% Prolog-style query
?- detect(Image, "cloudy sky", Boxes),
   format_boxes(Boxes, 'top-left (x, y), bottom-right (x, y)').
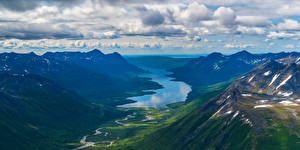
top-left (0, 0), bottom-right (300, 54)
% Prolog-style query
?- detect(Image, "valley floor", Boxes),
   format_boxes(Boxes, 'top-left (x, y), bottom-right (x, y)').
top-left (68, 81), bottom-right (228, 150)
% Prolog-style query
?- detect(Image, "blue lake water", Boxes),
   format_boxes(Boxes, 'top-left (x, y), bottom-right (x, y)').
top-left (120, 67), bottom-right (192, 108)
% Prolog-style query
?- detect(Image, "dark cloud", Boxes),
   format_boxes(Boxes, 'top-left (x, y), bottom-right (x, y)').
top-left (123, 26), bottom-right (186, 37)
top-left (142, 10), bottom-right (165, 26)
top-left (97, 0), bottom-right (168, 5)
top-left (0, 0), bottom-right (168, 12)
top-left (0, 23), bottom-right (83, 40)
top-left (0, 0), bottom-right (38, 11)
top-left (0, 0), bottom-right (81, 12)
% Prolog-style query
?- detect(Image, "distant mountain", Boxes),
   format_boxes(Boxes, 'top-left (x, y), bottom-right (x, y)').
top-left (126, 56), bottom-right (193, 70)
top-left (0, 51), bottom-right (161, 105)
top-left (0, 73), bottom-right (121, 150)
top-left (135, 57), bottom-right (300, 150)
top-left (169, 50), bottom-right (300, 86)
top-left (43, 49), bottom-right (144, 78)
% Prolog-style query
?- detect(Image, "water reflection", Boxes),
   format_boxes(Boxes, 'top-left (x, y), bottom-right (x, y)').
top-left (120, 68), bottom-right (191, 108)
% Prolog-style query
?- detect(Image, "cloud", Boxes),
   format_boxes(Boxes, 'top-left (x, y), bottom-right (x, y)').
top-left (236, 26), bottom-right (265, 35)
top-left (1, 0), bottom-right (300, 54)
top-left (180, 2), bottom-right (211, 23)
top-left (267, 31), bottom-right (300, 39)
top-left (283, 44), bottom-right (295, 49)
top-left (224, 43), bottom-right (255, 49)
top-left (236, 16), bottom-right (270, 27)
top-left (213, 7), bottom-right (236, 26)
top-left (276, 19), bottom-right (300, 31)
top-left (0, 23), bottom-right (83, 40)
top-left (142, 10), bottom-right (165, 26)
top-left (0, 0), bottom-right (81, 12)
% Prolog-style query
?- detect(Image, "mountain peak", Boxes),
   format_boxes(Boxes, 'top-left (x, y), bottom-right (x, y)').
top-left (231, 50), bottom-right (253, 57)
top-left (207, 52), bottom-right (224, 58)
top-left (27, 52), bottom-right (38, 56)
top-left (87, 49), bottom-right (104, 55)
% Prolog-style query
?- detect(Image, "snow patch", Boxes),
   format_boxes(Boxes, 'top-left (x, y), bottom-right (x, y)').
top-left (239, 76), bottom-right (245, 79)
top-left (225, 110), bottom-right (232, 114)
top-left (244, 118), bottom-right (253, 127)
top-left (278, 91), bottom-right (293, 97)
top-left (232, 111), bottom-right (239, 119)
top-left (269, 74), bottom-right (280, 86)
top-left (276, 75), bottom-right (292, 90)
top-left (213, 63), bottom-right (221, 70)
top-left (257, 100), bottom-right (269, 104)
top-left (296, 57), bottom-right (300, 64)
top-left (248, 75), bottom-right (255, 83)
top-left (254, 105), bottom-right (273, 108)
top-left (242, 93), bottom-right (252, 97)
top-left (279, 101), bottom-right (299, 106)
top-left (211, 105), bottom-right (225, 118)
top-left (264, 71), bottom-right (271, 76)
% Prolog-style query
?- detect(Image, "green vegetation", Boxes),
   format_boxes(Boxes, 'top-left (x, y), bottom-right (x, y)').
top-left (76, 81), bottom-right (228, 150)
top-left (0, 73), bottom-right (125, 150)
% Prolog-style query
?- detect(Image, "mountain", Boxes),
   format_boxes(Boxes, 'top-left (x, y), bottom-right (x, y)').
top-left (0, 52), bottom-right (161, 105)
top-left (0, 73), bottom-right (121, 150)
top-left (132, 57), bottom-right (300, 150)
top-left (169, 50), bottom-right (300, 86)
top-left (43, 49), bottom-right (144, 78)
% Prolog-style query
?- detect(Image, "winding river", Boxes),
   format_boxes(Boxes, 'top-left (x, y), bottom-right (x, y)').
top-left (74, 67), bottom-right (191, 149)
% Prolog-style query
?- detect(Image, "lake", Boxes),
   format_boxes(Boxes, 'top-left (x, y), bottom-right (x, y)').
top-left (120, 67), bottom-right (191, 108)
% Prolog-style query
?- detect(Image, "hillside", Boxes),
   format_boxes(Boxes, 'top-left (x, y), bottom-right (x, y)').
top-left (169, 50), bottom-right (300, 86)
top-left (43, 49), bottom-right (144, 78)
top-left (0, 51), bottom-right (161, 105)
top-left (0, 73), bottom-right (122, 150)
top-left (131, 57), bottom-right (300, 150)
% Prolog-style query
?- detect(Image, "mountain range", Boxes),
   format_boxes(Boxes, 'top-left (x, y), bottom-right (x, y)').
top-left (131, 56), bottom-right (300, 150)
top-left (43, 49), bottom-right (144, 79)
top-left (0, 49), bottom-right (160, 150)
top-left (0, 49), bottom-right (299, 150)
top-left (0, 50), bottom-right (161, 105)
top-left (169, 50), bottom-right (300, 86)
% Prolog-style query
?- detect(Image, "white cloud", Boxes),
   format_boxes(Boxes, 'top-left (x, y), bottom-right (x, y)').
top-left (283, 44), bottom-right (295, 49)
top-left (276, 19), bottom-right (300, 31)
top-left (180, 2), bottom-right (211, 23)
top-left (1, 0), bottom-right (300, 53)
top-left (236, 16), bottom-right (270, 26)
top-left (213, 7), bottom-right (236, 26)
top-left (267, 31), bottom-right (300, 39)
top-left (224, 43), bottom-right (255, 48)
top-left (237, 26), bottom-right (265, 35)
